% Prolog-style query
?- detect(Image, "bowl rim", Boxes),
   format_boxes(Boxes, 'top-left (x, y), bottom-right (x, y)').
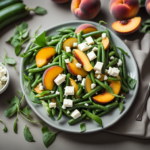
top-left (20, 20), bottom-right (139, 134)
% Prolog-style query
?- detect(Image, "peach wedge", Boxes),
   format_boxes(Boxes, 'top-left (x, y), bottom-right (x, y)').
top-left (34, 83), bottom-right (43, 94)
top-left (70, 78), bottom-right (79, 98)
top-left (85, 75), bottom-right (92, 93)
top-left (102, 37), bottom-right (110, 50)
top-left (36, 47), bottom-right (56, 68)
top-left (43, 66), bottom-right (64, 90)
top-left (63, 38), bottom-right (77, 51)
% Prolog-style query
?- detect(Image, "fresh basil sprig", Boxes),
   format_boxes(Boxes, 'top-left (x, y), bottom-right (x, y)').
top-left (80, 123), bottom-right (86, 132)
top-left (127, 76), bottom-right (137, 90)
top-left (140, 19), bottom-right (150, 33)
top-left (24, 125), bottom-right (35, 142)
top-left (0, 119), bottom-right (7, 132)
top-left (119, 99), bottom-right (124, 113)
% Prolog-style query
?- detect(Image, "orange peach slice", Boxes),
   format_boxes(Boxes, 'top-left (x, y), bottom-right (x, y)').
top-left (102, 37), bottom-right (110, 50)
top-left (85, 76), bottom-right (92, 93)
top-left (51, 98), bottom-right (56, 103)
top-left (95, 74), bottom-right (105, 82)
top-left (34, 83), bottom-right (43, 94)
top-left (93, 76), bottom-right (121, 104)
top-left (66, 57), bottom-right (88, 77)
top-left (112, 17), bottom-right (141, 35)
top-left (43, 66), bottom-right (64, 90)
top-left (63, 38), bottom-right (77, 51)
top-left (69, 78), bottom-right (79, 98)
top-left (73, 49), bottom-right (93, 72)
top-left (36, 47), bottom-right (56, 68)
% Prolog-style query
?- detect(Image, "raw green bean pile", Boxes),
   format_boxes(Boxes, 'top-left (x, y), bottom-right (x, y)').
top-left (22, 22), bottom-right (137, 128)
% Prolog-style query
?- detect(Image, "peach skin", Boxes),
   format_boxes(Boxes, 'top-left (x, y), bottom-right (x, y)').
top-left (71, 0), bottom-right (101, 19)
top-left (51, 0), bottom-right (70, 3)
top-left (109, 0), bottom-right (139, 20)
top-left (112, 17), bottom-right (141, 35)
top-left (146, 0), bottom-right (150, 15)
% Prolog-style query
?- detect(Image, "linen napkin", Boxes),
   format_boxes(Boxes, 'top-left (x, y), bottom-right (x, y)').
top-left (105, 33), bottom-right (150, 139)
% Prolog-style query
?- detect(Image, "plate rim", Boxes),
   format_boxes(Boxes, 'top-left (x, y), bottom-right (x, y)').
top-left (20, 20), bottom-right (139, 134)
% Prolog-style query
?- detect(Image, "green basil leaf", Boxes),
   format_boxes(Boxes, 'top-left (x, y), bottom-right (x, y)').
top-left (140, 25), bottom-right (150, 33)
top-left (119, 100), bottom-right (124, 113)
top-left (24, 125), bottom-right (35, 142)
top-left (13, 117), bottom-right (17, 134)
top-left (6, 36), bottom-right (14, 43)
top-left (11, 35), bottom-right (20, 47)
top-left (29, 91), bottom-right (41, 104)
top-left (22, 30), bottom-right (29, 39)
top-left (35, 31), bottom-right (46, 47)
top-left (16, 90), bottom-right (23, 97)
top-left (0, 119), bottom-right (7, 132)
top-left (80, 123), bottom-right (86, 132)
top-left (14, 27), bottom-right (20, 35)
top-left (127, 76), bottom-right (137, 90)
top-left (15, 45), bottom-right (22, 56)
top-left (19, 22), bottom-right (28, 32)
top-left (22, 106), bottom-right (31, 118)
top-left (34, 6), bottom-right (47, 15)
top-left (4, 56), bottom-right (16, 65)
top-left (83, 110), bottom-right (103, 127)
top-left (145, 19), bottom-right (150, 24)
top-left (34, 90), bottom-right (51, 97)
top-left (41, 124), bottom-right (50, 134)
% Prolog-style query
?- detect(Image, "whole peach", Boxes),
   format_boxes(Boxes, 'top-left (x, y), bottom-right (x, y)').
top-left (109, 0), bottom-right (139, 20)
top-left (146, 0), bottom-right (150, 15)
top-left (51, 0), bottom-right (70, 3)
top-left (71, 0), bottom-right (101, 20)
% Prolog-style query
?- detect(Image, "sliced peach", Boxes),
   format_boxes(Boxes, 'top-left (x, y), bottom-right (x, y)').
top-left (95, 74), bottom-right (105, 82)
top-left (63, 38), bottom-right (77, 51)
top-left (36, 47), bottom-right (56, 68)
top-left (85, 76), bottom-right (92, 93)
top-left (112, 17), bottom-right (141, 35)
top-left (69, 78), bottom-right (79, 98)
top-left (73, 49), bottom-right (93, 72)
top-left (66, 57), bottom-right (88, 77)
top-left (43, 66), bottom-right (64, 90)
top-left (102, 37), bottom-right (110, 50)
top-left (93, 76), bottom-right (121, 104)
top-left (51, 98), bottom-right (56, 103)
top-left (34, 83), bottom-right (43, 94)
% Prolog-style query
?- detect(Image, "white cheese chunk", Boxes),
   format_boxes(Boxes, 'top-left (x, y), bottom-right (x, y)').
top-left (117, 59), bottom-right (122, 66)
top-left (51, 91), bottom-right (54, 94)
top-left (84, 103), bottom-right (88, 106)
top-left (87, 51), bottom-right (97, 61)
top-left (67, 111), bottom-right (70, 114)
top-left (63, 99), bottom-right (73, 107)
top-left (97, 75), bottom-right (101, 79)
top-left (94, 61), bottom-right (103, 71)
top-left (65, 46), bottom-right (71, 52)
top-left (54, 74), bottom-right (66, 85)
top-left (104, 75), bottom-right (108, 80)
top-left (65, 59), bottom-right (70, 63)
top-left (108, 67), bottom-right (120, 77)
top-left (95, 70), bottom-right (101, 74)
top-left (73, 42), bottom-right (78, 47)
top-left (62, 105), bottom-right (66, 109)
top-left (110, 56), bottom-right (115, 60)
top-left (65, 86), bottom-right (74, 95)
top-left (92, 47), bottom-right (98, 52)
top-left (77, 75), bottom-right (82, 81)
top-left (102, 33), bottom-right (106, 39)
top-left (76, 63), bottom-right (82, 68)
top-left (71, 109), bottom-right (81, 119)
top-left (49, 102), bottom-right (56, 108)
top-left (85, 36), bottom-right (94, 45)
top-left (78, 43), bottom-right (90, 52)
top-left (91, 83), bottom-right (96, 89)
top-left (56, 91), bottom-right (60, 95)
top-left (81, 78), bottom-right (86, 86)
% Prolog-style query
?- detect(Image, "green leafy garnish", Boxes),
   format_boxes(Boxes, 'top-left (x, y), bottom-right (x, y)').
top-left (22, 106), bottom-right (31, 118)
top-left (0, 119), bottom-right (7, 132)
top-left (34, 31), bottom-right (46, 47)
top-left (119, 100), bottom-right (124, 113)
top-left (24, 125), bottom-right (35, 142)
top-left (83, 110), bottom-right (103, 128)
top-left (29, 91), bottom-right (42, 104)
top-left (13, 116), bottom-right (18, 134)
top-left (80, 123), bottom-right (86, 132)
top-left (34, 6), bottom-right (47, 15)
top-left (127, 76), bottom-right (137, 90)
top-left (140, 19), bottom-right (150, 33)
top-left (99, 20), bottom-right (107, 31)
top-left (139, 0), bottom-right (146, 7)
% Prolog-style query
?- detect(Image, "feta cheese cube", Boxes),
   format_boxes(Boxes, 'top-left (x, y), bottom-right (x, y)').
top-left (65, 86), bottom-right (74, 95)
top-left (56, 91), bottom-right (60, 95)
top-left (102, 33), bottom-right (106, 39)
top-left (71, 109), bottom-right (81, 119)
top-left (78, 43), bottom-right (90, 52)
top-left (85, 36), bottom-right (94, 45)
top-left (84, 103), bottom-right (88, 106)
top-left (51, 91), bottom-right (54, 94)
top-left (95, 70), bottom-right (101, 74)
top-left (76, 63), bottom-right (82, 68)
top-left (117, 59), bottom-right (122, 66)
top-left (39, 85), bottom-right (44, 91)
top-left (67, 111), bottom-right (70, 114)
top-left (97, 75), bottom-right (101, 79)
top-left (108, 67), bottom-right (120, 77)
top-left (63, 99), bottom-right (73, 107)
top-left (92, 47), bottom-right (98, 52)
top-left (73, 42), bottom-right (78, 47)
top-left (65, 59), bottom-right (70, 63)
top-left (54, 74), bottom-right (66, 85)
top-left (91, 83), bottom-right (96, 89)
top-left (77, 75), bottom-right (82, 81)
top-left (89, 45), bottom-right (92, 48)
top-left (87, 51), bottom-right (97, 61)
top-left (49, 102), bottom-right (56, 108)
top-left (94, 61), bottom-right (103, 71)
top-left (104, 75), bottom-right (108, 80)
top-left (65, 46), bottom-right (71, 52)
top-left (110, 56), bottom-right (114, 60)
top-left (81, 78), bottom-right (86, 86)
top-left (62, 105), bottom-right (66, 109)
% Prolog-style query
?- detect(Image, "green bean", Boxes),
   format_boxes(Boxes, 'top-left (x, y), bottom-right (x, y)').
top-left (73, 32), bottom-right (77, 38)
top-left (28, 45), bottom-right (41, 52)
top-left (82, 31), bottom-right (106, 38)
top-left (68, 113), bottom-right (87, 125)
top-left (56, 42), bottom-right (60, 53)
top-left (122, 77), bottom-right (128, 87)
top-left (62, 27), bottom-right (76, 31)
top-left (109, 51), bottom-right (115, 57)
top-left (77, 30), bottom-right (83, 44)
top-left (117, 47), bottom-right (128, 55)
top-left (105, 48), bottom-right (109, 68)
top-left (59, 56), bottom-right (62, 66)
top-left (69, 56), bottom-right (73, 63)
top-left (62, 57), bottom-right (67, 74)
top-left (112, 45), bottom-right (119, 58)
top-left (51, 35), bottom-right (63, 40)
top-left (58, 85), bottom-right (63, 103)
top-left (76, 86), bottom-right (84, 96)
top-left (89, 97), bottom-right (92, 102)
top-left (121, 83), bottom-right (129, 93)
top-left (31, 73), bottom-right (41, 88)
top-left (46, 35), bottom-right (54, 42)
top-left (33, 51), bottom-right (38, 57)
top-left (107, 77), bottom-right (120, 81)
top-left (74, 101), bottom-right (93, 106)
top-left (73, 98), bottom-right (88, 103)
top-left (20, 51), bottom-right (33, 58)
top-left (101, 43), bottom-right (105, 74)
top-left (62, 51), bottom-right (73, 57)
top-left (106, 28), bottom-right (112, 45)
top-left (82, 86), bottom-right (102, 99)
top-left (104, 80), bottom-right (108, 86)
top-left (121, 53), bottom-right (127, 80)
top-left (52, 108), bottom-right (56, 117)
top-left (66, 73), bottom-right (71, 86)
top-left (106, 58), bottom-right (118, 68)
top-left (39, 94), bottom-right (58, 100)
top-left (28, 62), bottom-right (59, 73)
top-left (24, 63), bottom-right (37, 72)
top-left (106, 102), bottom-right (119, 110)
top-left (47, 39), bottom-right (60, 46)
top-left (37, 78), bottom-right (42, 84)
top-left (28, 72), bottom-right (33, 77)
top-left (119, 66), bottom-right (123, 77)
top-left (96, 37), bottom-right (102, 43)
top-left (87, 74), bottom-right (91, 80)
top-left (52, 55), bottom-right (60, 63)
top-left (90, 70), bottom-right (96, 84)
top-left (24, 56), bottom-right (32, 66)
top-left (97, 44), bottom-right (101, 61)
top-left (57, 109), bottom-right (63, 121)
top-left (57, 29), bottom-right (74, 33)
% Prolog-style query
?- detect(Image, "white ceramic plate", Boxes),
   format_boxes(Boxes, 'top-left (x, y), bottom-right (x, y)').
top-left (20, 21), bottom-right (139, 133)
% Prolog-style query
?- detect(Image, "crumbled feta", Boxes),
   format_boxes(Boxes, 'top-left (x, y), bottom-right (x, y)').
top-left (64, 86), bottom-right (74, 96)
top-left (71, 109), bottom-right (81, 119)
top-left (108, 67), bottom-right (120, 77)
top-left (39, 83), bottom-right (44, 91)
top-left (81, 78), bottom-right (86, 86)
top-left (78, 43), bottom-right (90, 52)
top-left (65, 46), bottom-right (71, 52)
top-left (77, 75), bottom-right (82, 81)
top-left (62, 105), bottom-right (66, 109)
top-left (73, 42), bottom-right (78, 47)
top-left (54, 74), bottom-right (66, 85)
top-left (49, 102), bottom-right (56, 108)
top-left (97, 75), bottom-right (101, 79)
top-left (89, 45), bottom-right (92, 48)
top-left (95, 70), bottom-right (101, 74)
top-left (51, 91), bottom-right (54, 94)
top-left (102, 33), bottom-right (106, 39)
top-left (84, 103), bottom-right (88, 106)
top-left (91, 83), bottom-right (96, 89)
top-left (67, 111), bottom-right (70, 114)
top-left (1, 76), bottom-right (7, 82)
top-left (85, 36), bottom-right (94, 45)
top-left (117, 59), bottom-right (122, 66)
top-left (94, 61), bottom-right (103, 72)
top-left (63, 99), bottom-right (73, 107)
top-left (104, 75), bottom-right (108, 80)
top-left (74, 80), bottom-right (77, 82)
top-left (110, 56), bottom-right (114, 60)
top-left (56, 91), bottom-right (60, 95)
top-left (92, 47), bottom-right (98, 52)
top-left (76, 63), bottom-right (82, 68)
top-left (87, 51), bottom-right (97, 61)
top-left (0, 65), bottom-right (7, 90)
top-left (65, 59), bottom-right (70, 63)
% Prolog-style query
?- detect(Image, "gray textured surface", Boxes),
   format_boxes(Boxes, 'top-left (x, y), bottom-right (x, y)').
top-left (0, 0), bottom-right (150, 150)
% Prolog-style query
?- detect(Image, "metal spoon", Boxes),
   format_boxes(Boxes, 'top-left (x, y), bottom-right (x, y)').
top-left (136, 83), bottom-right (150, 121)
